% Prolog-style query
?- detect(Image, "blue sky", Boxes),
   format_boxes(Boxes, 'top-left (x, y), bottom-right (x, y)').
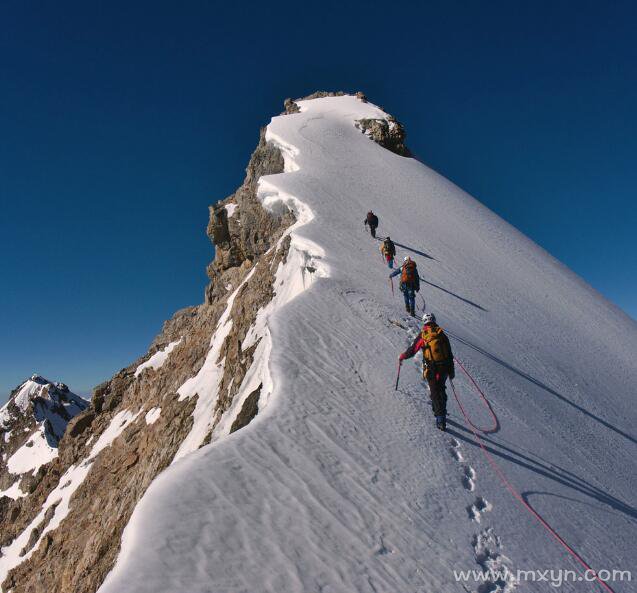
top-left (1, 0), bottom-right (635, 397)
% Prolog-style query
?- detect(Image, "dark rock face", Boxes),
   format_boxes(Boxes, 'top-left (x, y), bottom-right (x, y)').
top-left (205, 126), bottom-right (293, 304)
top-left (209, 205), bottom-right (231, 246)
top-left (355, 117), bottom-right (411, 157)
top-left (65, 412), bottom-right (95, 438)
top-left (230, 383), bottom-right (262, 433)
top-left (283, 98), bottom-right (300, 114)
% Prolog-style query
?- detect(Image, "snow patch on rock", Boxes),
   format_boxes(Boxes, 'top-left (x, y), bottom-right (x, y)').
top-left (0, 480), bottom-right (27, 500)
top-left (6, 429), bottom-right (57, 475)
top-left (135, 339), bottom-right (182, 378)
top-left (144, 408), bottom-right (161, 425)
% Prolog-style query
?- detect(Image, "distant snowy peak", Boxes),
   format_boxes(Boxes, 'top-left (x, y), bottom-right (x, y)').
top-left (1, 375), bottom-right (87, 436)
top-left (0, 375), bottom-right (88, 478)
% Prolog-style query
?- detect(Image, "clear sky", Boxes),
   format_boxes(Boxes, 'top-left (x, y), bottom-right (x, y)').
top-left (1, 0), bottom-right (635, 397)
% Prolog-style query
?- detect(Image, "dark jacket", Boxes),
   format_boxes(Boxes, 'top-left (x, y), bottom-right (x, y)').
top-left (381, 239), bottom-right (395, 257)
top-left (364, 212), bottom-right (379, 227)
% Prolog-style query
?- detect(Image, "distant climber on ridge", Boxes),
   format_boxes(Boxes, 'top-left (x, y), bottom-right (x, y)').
top-left (399, 313), bottom-right (455, 431)
top-left (379, 236), bottom-right (396, 268)
top-left (390, 256), bottom-right (420, 316)
top-left (363, 210), bottom-right (379, 238)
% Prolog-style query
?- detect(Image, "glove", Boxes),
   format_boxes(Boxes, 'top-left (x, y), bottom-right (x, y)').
top-left (399, 353), bottom-right (406, 361)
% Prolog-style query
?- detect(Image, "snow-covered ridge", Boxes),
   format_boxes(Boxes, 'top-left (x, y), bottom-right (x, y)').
top-left (169, 108), bottom-right (329, 461)
top-left (64, 94), bottom-right (637, 593)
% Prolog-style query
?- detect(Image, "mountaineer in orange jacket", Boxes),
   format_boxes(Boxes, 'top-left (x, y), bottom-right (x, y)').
top-left (390, 256), bottom-right (420, 316)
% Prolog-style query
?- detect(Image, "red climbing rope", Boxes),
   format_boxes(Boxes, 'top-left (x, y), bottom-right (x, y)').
top-left (451, 357), bottom-right (498, 433)
top-left (450, 358), bottom-right (616, 593)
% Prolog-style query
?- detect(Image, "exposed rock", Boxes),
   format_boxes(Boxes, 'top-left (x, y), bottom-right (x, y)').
top-left (355, 116), bottom-right (411, 157)
top-left (19, 502), bottom-right (58, 557)
top-left (205, 126), bottom-right (293, 304)
top-left (230, 383), bottom-right (262, 433)
top-left (212, 234), bottom-right (292, 426)
top-left (283, 97), bottom-right (300, 114)
top-left (66, 411), bottom-right (95, 438)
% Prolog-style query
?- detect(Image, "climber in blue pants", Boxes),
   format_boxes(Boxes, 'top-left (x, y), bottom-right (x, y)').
top-left (390, 256), bottom-right (420, 316)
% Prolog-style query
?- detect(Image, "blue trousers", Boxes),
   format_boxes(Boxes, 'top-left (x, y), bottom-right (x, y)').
top-left (402, 286), bottom-right (416, 309)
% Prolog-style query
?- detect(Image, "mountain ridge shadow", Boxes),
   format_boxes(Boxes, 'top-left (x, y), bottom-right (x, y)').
top-left (446, 422), bottom-right (637, 522)
top-left (446, 332), bottom-right (637, 447)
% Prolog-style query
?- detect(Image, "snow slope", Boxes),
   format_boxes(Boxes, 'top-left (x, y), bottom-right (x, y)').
top-left (99, 96), bottom-right (637, 593)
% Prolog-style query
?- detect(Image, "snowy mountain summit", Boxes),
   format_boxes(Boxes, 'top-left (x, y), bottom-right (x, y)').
top-left (0, 376), bottom-right (87, 498)
top-left (2, 93), bottom-right (636, 593)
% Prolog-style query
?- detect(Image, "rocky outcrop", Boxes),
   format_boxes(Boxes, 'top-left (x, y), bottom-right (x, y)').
top-left (205, 126), bottom-right (293, 304)
top-left (230, 383), bottom-right (262, 433)
top-left (355, 116), bottom-right (411, 157)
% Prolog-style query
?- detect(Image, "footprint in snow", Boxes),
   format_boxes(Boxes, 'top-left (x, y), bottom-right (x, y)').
top-left (471, 528), bottom-right (516, 592)
top-left (375, 536), bottom-right (393, 556)
top-left (451, 448), bottom-right (464, 462)
top-left (448, 438), bottom-right (464, 462)
top-left (462, 465), bottom-right (476, 491)
top-left (467, 496), bottom-right (492, 523)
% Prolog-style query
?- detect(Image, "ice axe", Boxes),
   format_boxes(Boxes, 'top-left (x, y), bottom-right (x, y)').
top-left (395, 360), bottom-right (402, 391)
top-left (389, 276), bottom-right (394, 297)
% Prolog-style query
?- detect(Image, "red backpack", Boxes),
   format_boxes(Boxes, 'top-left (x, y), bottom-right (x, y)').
top-left (401, 260), bottom-right (417, 284)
